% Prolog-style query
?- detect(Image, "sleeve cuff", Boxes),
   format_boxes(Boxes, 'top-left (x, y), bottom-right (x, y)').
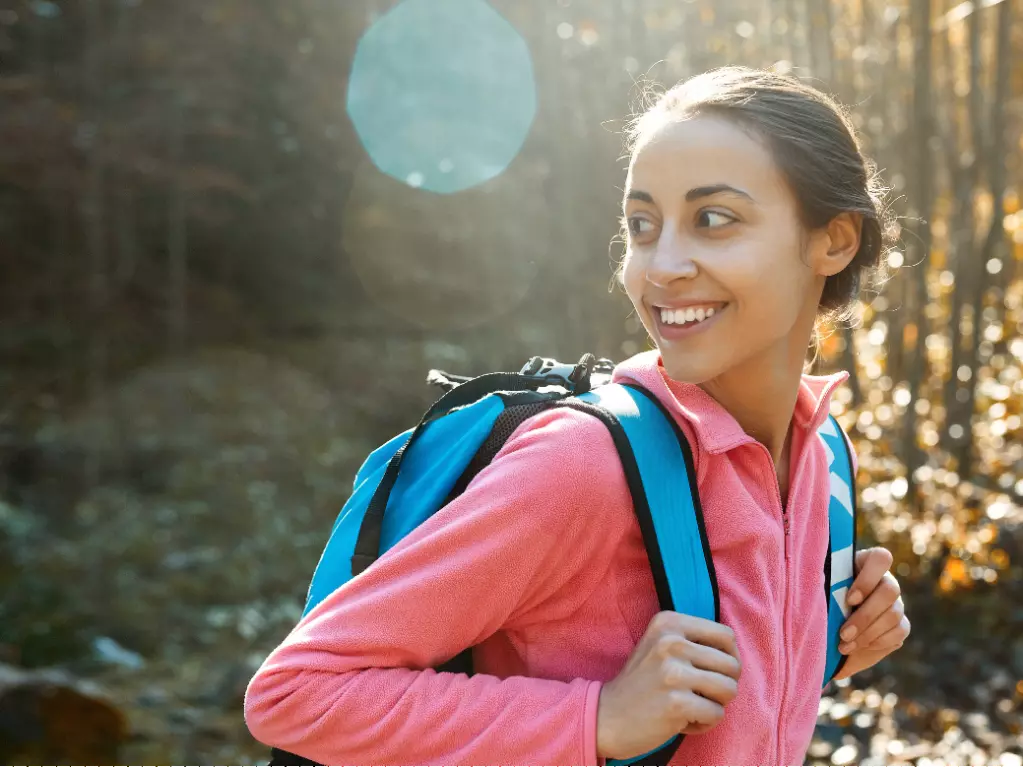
top-left (583, 680), bottom-right (604, 766)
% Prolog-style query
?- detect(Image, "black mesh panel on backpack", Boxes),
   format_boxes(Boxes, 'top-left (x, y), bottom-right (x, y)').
top-left (428, 401), bottom-right (554, 681)
top-left (444, 400), bottom-right (553, 503)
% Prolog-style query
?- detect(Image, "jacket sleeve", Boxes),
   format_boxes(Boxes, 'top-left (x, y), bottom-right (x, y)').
top-left (244, 407), bottom-right (632, 765)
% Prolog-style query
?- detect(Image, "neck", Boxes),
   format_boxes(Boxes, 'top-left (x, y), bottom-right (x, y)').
top-left (698, 329), bottom-right (813, 464)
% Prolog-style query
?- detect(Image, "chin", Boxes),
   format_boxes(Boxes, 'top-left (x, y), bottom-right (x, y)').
top-left (658, 355), bottom-right (720, 386)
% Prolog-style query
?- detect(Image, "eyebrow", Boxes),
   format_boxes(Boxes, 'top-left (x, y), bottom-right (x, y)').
top-left (625, 190), bottom-right (655, 204)
top-left (625, 185), bottom-right (755, 205)
top-left (686, 184), bottom-right (754, 202)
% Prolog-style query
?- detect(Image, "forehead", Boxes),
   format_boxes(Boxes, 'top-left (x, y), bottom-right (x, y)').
top-left (626, 114), bottom-right (788, 201)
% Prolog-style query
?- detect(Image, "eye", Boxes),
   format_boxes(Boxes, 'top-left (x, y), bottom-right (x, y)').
top-left (627, 217), bottom-right (656, 237)
top-left (696, 210), bottom-right (736, 229)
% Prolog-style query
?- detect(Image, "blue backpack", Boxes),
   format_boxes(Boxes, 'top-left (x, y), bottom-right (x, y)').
top-left (268, 354), bottom-right (857, 767)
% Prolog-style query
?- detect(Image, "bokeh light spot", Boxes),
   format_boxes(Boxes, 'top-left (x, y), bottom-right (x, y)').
top-left (347, 0), bottom-right (536, 194)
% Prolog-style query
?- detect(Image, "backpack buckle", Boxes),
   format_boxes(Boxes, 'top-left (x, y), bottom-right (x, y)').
top-left (520, 354), bottom-right (605, 394)
top-left (519, 357), bottom-right (579, 388)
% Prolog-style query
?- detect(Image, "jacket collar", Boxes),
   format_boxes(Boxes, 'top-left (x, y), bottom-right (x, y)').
top-left (612, 350), bottom-right (848, 454)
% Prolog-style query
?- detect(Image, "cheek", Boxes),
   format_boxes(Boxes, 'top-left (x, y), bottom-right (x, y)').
top-left (621, 249), bottom-right (647, 312)
top-left (725, 236), bottom-right (810, 325)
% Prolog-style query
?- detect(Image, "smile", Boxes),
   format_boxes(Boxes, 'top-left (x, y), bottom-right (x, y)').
top-left (656, 302), bottom-right (728, 326)
top-left (652, 302), bottom-right (728, 340)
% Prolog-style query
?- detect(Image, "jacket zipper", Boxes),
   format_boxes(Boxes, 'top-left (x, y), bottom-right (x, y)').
top-left (756, 443), bottom-right (790, 764)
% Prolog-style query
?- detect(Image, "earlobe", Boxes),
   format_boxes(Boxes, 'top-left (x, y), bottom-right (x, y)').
top-left (817, 212), bottom-right (862, 277)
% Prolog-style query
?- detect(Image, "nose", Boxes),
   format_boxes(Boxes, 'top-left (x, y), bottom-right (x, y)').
top-left (645, 229), bottom-right (698, 288)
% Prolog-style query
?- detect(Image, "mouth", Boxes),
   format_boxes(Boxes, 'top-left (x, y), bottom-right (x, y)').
top-left (651, 301), bottom-right (728, 340)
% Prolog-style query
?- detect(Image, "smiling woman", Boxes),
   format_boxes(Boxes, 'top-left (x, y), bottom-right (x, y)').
top-left (245, 67), bottom-right (909, 767)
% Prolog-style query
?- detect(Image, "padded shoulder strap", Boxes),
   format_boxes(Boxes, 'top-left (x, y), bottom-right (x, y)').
top-left (574, 383), bottom-right (719, 622)
top-left (570, 383), bottom-right (718, 767)
top-left (818, 415), bottom-right (857, 686)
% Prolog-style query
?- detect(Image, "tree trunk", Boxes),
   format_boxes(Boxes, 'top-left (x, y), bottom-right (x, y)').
top-left (784, 0), bottom-right (799, 64)
top-left (168, 93), bottom-right (188, 352)
top-left (956, 0), bottom-right (1012, 474)
top-left (856, 0), bottom-right (873, 101)
top-left (942, 1), bottom-right (983, 456)
top-left (83, 0), bottom-right (107, 488)
top-left (879, 3), bottom-right (907, 386)
top-left (901, 0), bottom-right (934, 497)
top-left (806, 0), bottom-right (834, 83)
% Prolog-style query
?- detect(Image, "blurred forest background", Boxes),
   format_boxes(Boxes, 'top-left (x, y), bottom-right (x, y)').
top-left (1, 0), bottom-right (1022, 763)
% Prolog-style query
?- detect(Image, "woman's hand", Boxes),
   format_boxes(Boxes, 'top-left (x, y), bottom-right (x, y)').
top-left (596, 611), bottom-right (742, 761)
top-left (834, 547), bottom-right (910, 679)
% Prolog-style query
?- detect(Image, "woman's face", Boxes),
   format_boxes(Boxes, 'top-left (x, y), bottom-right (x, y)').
top-left (621, 114), bottom-right (830, 384)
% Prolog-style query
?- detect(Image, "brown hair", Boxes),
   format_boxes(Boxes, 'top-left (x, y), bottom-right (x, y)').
top-left (625, 67), bottom-right (891, 320)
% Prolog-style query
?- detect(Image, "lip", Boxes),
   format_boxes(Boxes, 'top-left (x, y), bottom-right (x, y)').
top-left (652, 302), bottom-right (728, 341)
top-left (652, 300), bottom-right (729, 311)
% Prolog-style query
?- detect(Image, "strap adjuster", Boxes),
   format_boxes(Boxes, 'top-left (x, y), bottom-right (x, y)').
top-left (520, 354), bottom-right (609, 394)
top-left (519, 356), bottom-right (580, 388)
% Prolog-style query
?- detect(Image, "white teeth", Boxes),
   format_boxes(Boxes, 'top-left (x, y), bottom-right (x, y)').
top-left (658, 306), bottom-right (721, 326)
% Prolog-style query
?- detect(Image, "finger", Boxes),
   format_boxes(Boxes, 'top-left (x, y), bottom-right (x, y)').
top-left (864, 615), bottom-right (911, 652)
top-left (855, 599), bottom-right (904, 648)
top-left (841, 573), bottom-right (900, 644)
top-left (685, 665), bottom-right (740, 706)
top-left (647, 612), bottom-right (738, 656)
top-left (840, 605), bottom-right (901, 654)
top-left (847, 548), bottom-right (894, 607)
top-left (662, 659), bottom-right (739, 706)
top-left (675, 615), bottom-right (739, 657)
top-left (658, 662), bottom-right (740, 707)
top-left (667, 689), bottom-right (725, 727)
top-left (679, 639), bottom-right (742, 681)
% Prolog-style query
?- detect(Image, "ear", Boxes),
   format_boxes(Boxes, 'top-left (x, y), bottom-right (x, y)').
top-left (810, 212), bottom-right (862, 277)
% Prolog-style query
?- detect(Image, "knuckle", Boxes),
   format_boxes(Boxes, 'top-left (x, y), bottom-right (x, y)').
top-left (651, 611), bottom-right (676, 634)
top-left (879, 578), bottom-right (900, 600)
top-left (661, 659), bottom-right (686, 687)
top-left (667, 691), bottom-right (690, 718)
top-left (655, 635), bottom-right (682, 660)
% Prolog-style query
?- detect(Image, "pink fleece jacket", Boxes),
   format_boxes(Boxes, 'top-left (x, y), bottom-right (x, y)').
top-left (245, 351), bottom-right (851, 765)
